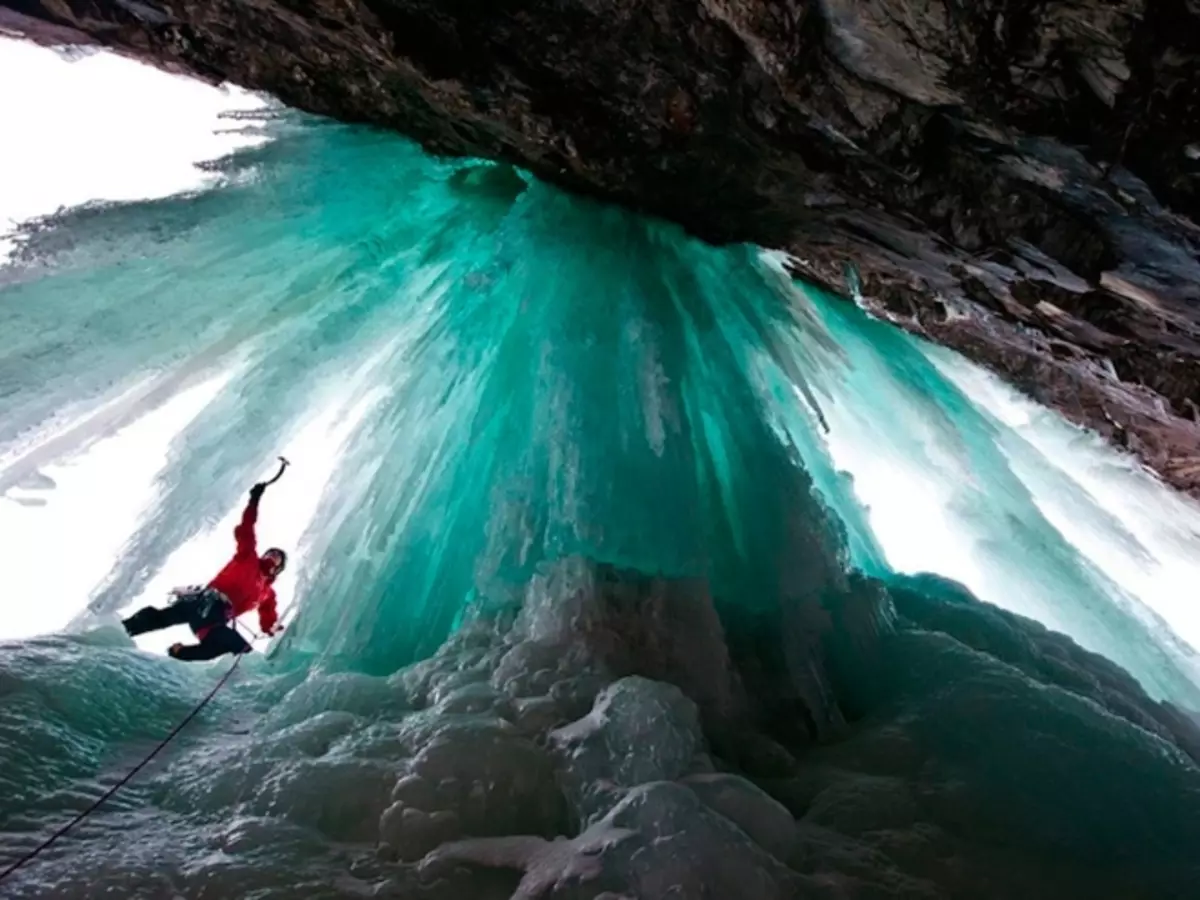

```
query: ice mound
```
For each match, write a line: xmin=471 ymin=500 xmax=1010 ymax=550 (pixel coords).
xmin=7 ymin=556 xmax=1200 ymax=899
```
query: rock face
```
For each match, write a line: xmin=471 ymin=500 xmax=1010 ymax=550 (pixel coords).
xmin=6 ymin=0 xmax=1200 ymax=493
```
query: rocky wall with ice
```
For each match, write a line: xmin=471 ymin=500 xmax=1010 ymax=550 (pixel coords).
xmin=5 ymin=0 xmax=1200 ymax=496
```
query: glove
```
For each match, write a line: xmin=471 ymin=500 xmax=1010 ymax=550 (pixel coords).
xmin=249 ymin=482 xmax=266 ymax=501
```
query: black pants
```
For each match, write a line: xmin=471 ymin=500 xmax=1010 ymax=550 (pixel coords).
xmin=123 ymin=588 xmax=251 ymax=661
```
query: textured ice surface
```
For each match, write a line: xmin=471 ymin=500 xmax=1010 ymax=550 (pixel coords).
xmin=6 ymin=557 xmax=1200 ymax=899
xmin=3 ymin=50 xmax=1200 ymax=899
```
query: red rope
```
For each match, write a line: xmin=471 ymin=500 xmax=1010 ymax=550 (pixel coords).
xmin=0 ymin=651 xmax=245 ymax=885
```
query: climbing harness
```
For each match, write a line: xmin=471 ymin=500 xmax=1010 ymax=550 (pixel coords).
xmin=0 ymin=456 xmax=295 ymax=885
xmin=0 ymin=651 xmax=245 ymax=885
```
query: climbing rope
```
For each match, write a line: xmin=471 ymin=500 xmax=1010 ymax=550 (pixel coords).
xmin=0 ymin=651 xmax=246 ymax=885
xmin=0 ymin=457 xmax=295 ymax=884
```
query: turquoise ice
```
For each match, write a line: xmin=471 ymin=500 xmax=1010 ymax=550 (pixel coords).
xmin=2 ymin=112 xmax=1200 ymax=899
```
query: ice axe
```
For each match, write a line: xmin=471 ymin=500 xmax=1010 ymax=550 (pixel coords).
xmin=263 ymin=456 xmax=290 ymax=487
xmin=249 ymin=456 xmax=290 ymax=502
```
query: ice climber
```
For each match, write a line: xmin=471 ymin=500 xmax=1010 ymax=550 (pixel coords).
xmin=122 ymin=471 xmax=287 ymax=661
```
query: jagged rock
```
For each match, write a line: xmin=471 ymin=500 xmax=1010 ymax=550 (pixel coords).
xmin=550 ymin=675 xmax=705 ymax=822
xmin=6 ymin=1 xmax=1200 ymax=494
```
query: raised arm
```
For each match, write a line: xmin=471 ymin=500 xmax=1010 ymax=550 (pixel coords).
xmin=233 ymin=484 xmax=265 ymax=558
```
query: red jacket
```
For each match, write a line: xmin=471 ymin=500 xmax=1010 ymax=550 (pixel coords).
xmin=200 ymin=494 xmax=278 ymax=637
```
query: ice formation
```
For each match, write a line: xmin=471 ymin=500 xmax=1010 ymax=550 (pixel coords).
xmin=2 ymin=49 xmax=1200 ymax=900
